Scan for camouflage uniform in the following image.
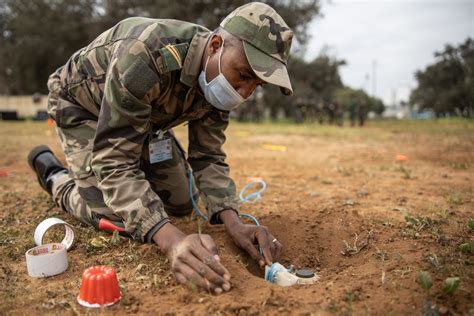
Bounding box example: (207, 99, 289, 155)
(47, 3, 293, 243)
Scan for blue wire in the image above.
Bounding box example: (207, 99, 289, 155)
(188, 170, 265, 226)
(239, 179, 267, 204)
(239, 213, 261, 226)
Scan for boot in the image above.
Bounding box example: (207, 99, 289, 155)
(27, 145, 67, 195)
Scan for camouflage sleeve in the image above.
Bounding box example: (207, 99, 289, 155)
(91, 39, 169, 242)
(187, 109, 240, 224)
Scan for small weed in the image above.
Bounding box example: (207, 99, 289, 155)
(426, 203, 450, 219)
(337, 166, 353, 177)
(379, 165, 390, 171)
(341, 230, 374, 256)
(371, 153, 383, 161)
(344, 289, 360, 303)
(468, 219, 474, 231)
(459, 241, 474, 254)
(87, 231, 123, 253)
(418, 271, 433, 293)
(343, 288, 360, 316)
(109, 230, 121, 245)
(196, 217, 203, 235)
(403, 212, 438, 232)
(445, 191, 463, 205)
(343, 199, 355, 206)
(153, 274, 161, 287)
(393, 266, 413, 278)
(442, 277, 460, 295)
(321, 179, 333, 185)
(424, 253, 442, 269)
(234, 254, 248, 267)
(449, 162, 469, 170)
(326, 300, 339, 313)
(135, 263, 148, 275)
(373, 247, 390, 261)
(402, 211, 444, 239)
(397, 165, 415, 179)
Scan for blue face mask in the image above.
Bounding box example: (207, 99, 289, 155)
(198, 40, 246, 111)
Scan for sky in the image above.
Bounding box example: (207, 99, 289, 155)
(305, 0, 474, 105)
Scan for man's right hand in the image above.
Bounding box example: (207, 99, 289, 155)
(152, 223, 231, 294)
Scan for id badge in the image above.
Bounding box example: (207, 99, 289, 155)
(149, 137, 173, 164)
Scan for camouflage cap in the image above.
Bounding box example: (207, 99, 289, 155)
(220, 2, 294, 95)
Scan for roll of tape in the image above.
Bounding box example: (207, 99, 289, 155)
(25, 243, 68, 277)
(34, 217, 75, 250)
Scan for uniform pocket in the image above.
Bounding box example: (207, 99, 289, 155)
(66, 147, 94, 180)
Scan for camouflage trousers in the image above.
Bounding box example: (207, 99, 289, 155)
(47, 85, 198, 241)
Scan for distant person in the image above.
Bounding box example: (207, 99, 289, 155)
(27, 3, 291, 294)
(316, 101, 325, 124)
(359, 99, 368, 126)
(333, 101, 343, 126)
(32, 93, 42, 104)
(349, 97, 359, 127)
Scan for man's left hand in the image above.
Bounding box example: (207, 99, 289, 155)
(219, 209, 282, 268)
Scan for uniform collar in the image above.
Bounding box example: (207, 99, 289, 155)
(180, 30, 211, 87)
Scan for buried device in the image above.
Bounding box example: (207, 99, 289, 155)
(264, 262, 319, 287)
(188, 172, 317, 287)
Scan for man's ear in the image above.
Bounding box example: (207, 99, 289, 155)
(208, 34, 223, 56)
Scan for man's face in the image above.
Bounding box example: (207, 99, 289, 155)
(204, 35, 265, 100)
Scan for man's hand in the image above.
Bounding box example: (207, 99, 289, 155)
(220, 209, 282, 268)
(152, 223, 231, 294)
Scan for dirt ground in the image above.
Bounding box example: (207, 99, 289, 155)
(0, 119, 473, 315)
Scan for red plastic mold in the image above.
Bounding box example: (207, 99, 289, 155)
(77, 266, 121, 307)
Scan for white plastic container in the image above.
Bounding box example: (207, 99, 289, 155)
(265, 262, 318, 287)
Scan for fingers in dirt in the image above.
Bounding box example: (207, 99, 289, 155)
(255, 227, 273, 266)
(176, 264, 224, 294)
(196, 234, 231, 280)
(182, 252, 231, 291)
(242, 239, 266, 268)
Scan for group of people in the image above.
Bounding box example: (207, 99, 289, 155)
(294, 97, 368, 126)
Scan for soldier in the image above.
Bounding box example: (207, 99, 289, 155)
(359, 98, 368, 126)
(349, 97, 359, 127)
(333, 100, 343, 127)
(27, 3, 292, 294)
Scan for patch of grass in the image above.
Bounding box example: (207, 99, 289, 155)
(337, 165, 353, 177)
(468, 219, 474, 231)
(442, 277, 461, 295)
(445, 191, 463, 205)
(401, 211, 446, 240)
(426, 203, 450, 219)
(397, 165, 415, 179)
(425, 253, 442, 269)
(403, 212, 439, 232)
(459, 241, 474, 254)
(86, 230, 124, 254)
(321, 179, 333, 185)
(418, 270, 433, 293)
(325, 300, 339, 313)
(373, 247, 390, 261)
(393, 266, 413, 278)
(449, 162, 470, 170)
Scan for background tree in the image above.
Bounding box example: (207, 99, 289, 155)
(410, 37, 473, 118)
(262, 54, 346, 121)
(0, 0, 321, 95)
(335, 87, 385, 116)
(0, 0, 98, 94)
